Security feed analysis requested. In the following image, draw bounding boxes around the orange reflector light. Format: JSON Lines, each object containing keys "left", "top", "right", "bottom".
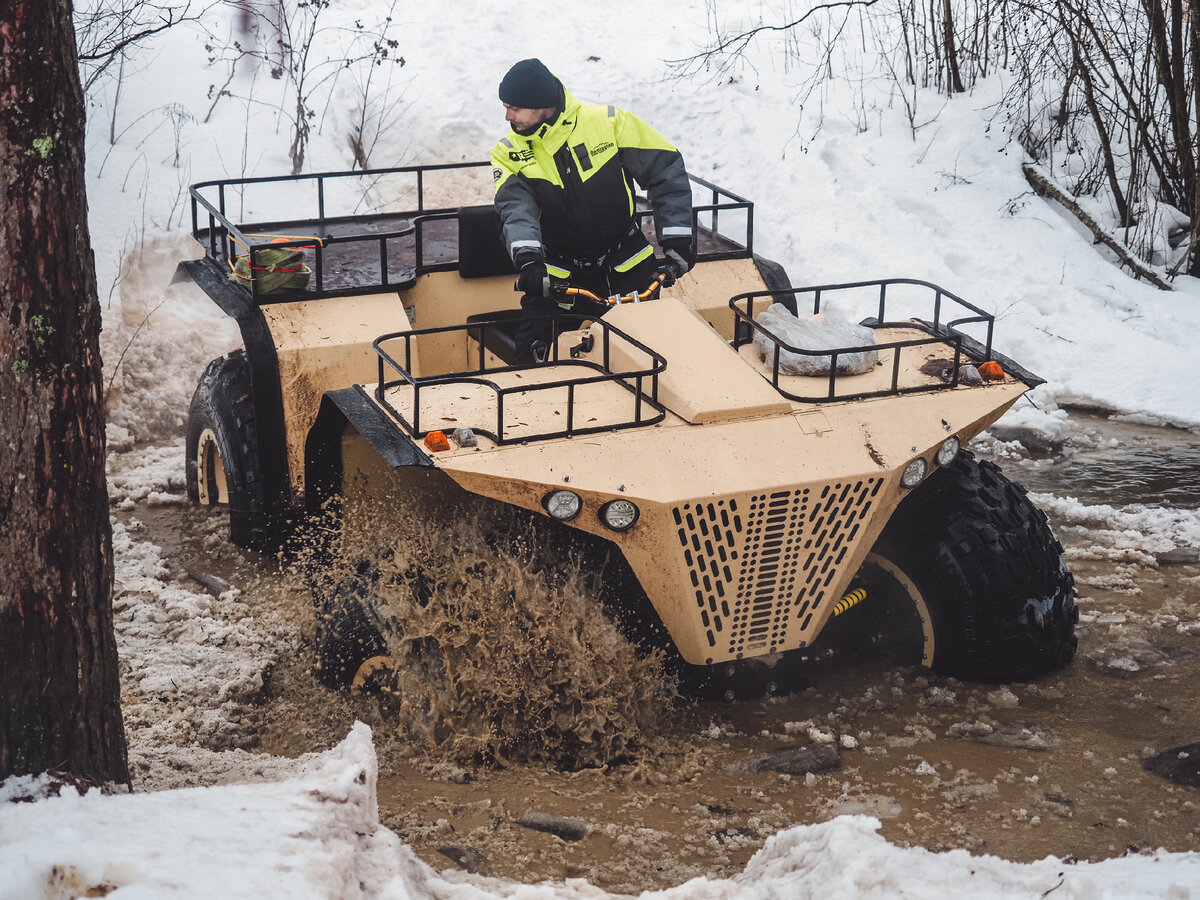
{"left": 424, "top": 431, "right": 451, "bottom": 451}
{"left": 978, "top": 361, "right": 1006, "bottom": 381}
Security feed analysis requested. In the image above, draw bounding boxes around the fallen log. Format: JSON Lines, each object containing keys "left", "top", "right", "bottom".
{"left": 1021, "top": 164, "right": 1173, "bottom": 292}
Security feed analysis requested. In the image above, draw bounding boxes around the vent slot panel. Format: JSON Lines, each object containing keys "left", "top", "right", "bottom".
{"left": 674, "top": 499, "right": 741, "bottom": 648}
{"left": 673, "top": 478, "right": 883, "bottom": 657}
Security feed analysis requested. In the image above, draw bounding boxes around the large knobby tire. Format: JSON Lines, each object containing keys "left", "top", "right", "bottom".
{"left": 862, "top": 451, "right": 1077, "bottom": 682}
{"left": 312, "top": 565, "right": 389, "bottom": 688}
{"left": 186, "top": 350, "right": 266, "bottom": 548}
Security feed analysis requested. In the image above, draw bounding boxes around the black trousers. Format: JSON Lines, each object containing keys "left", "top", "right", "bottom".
{"left": 514, "top": 254, "right": 660, "bottom": 363}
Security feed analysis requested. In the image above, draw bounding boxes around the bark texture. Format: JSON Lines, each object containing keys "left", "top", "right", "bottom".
{"left": 0, "top": 1, "right": 128, "bottom": 783}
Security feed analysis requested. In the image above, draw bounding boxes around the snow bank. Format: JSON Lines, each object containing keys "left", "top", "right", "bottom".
{"left": 1033, "top": 494, "right": 1200, "bottom": 562}
{"left": 4, "top": 724, "right": 1199, "bottom": 900}
{"left": 672, "top": 817, "right": 1200, "bottom": 900}
{"left": 0, "top": 725, "right": 437, "bottom": 900}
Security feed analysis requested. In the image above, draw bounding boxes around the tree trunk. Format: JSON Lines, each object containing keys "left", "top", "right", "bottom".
{"left": 1023, "top": 164, "right": 1173, "bottom": 291}
{"left": 1189, "top": 0, "right": 1200, "bottom": 277}
{"left": 942, "top": 0, "right": 966, "bottom": 93}
{"left": 1144, "top": 0, "right": 1196, "bottom": 214}
{"left": 1072, "top": 37, "right": 1133, "bottom": 227}
{"left": 0, "top": 1, "right": 129, "bottom": 784}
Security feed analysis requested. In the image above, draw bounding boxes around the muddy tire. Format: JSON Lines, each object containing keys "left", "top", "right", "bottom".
{"left": 861, "top": 451, "right": 1077, "bottom": 682}
{"left": 186, "top": 350, "right": 266, "bottom": 548}
{"left": 313, "top": 566, "right": 389, "bottom": 688}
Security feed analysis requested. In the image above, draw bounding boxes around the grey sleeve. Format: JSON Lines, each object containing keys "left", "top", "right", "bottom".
{"left": 619, "top": 147, "right": 693, "bottom": 243}
{"left": 495, "top": 176, "right": 544, "bottom": 262}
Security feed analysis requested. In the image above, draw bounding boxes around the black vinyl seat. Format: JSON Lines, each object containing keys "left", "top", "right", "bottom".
{"left": 466, "top": 308, "right": 526, "bottom": 363}
{"left": 458, "top": 205, "right": 595, "bottom": 365}
{"left": 457, "top": 205, "right": 514, "bottom": 279}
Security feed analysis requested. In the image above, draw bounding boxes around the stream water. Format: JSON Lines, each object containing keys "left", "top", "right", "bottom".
{"left": 990, "top": 412, "right": 1200, "bottom": 510}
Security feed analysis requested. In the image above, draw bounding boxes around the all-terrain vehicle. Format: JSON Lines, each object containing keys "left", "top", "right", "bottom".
{"left": 176, "top": 162, "right": 1076, "bottom": 695}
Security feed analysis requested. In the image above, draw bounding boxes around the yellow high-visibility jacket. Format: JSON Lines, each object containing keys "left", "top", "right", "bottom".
{"left": 491, "top": 82, "right": 692, "bottom": 273}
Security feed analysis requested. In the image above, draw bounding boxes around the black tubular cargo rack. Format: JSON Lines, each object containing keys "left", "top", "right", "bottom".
{"left": 730, "top": 278, "right": 1032, "bottom": 403}
{"left": 372, "top": 313, "right": 668, "bottom": 446}
{"left": 188, "top": 164, "right": 755, "bottom": 304}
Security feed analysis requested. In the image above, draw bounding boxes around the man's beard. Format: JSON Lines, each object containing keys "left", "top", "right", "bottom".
{"left": 512, "top": 109, "right": 559, "bottom": 137}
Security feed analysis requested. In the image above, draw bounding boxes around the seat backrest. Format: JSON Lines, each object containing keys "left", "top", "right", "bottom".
{"left": 458, "top": 205, "right": 515, "bottom": 278}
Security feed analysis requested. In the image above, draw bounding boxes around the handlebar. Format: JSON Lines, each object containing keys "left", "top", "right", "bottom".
{"left": 553, "top": 270, "right": 669, "bottom": 307}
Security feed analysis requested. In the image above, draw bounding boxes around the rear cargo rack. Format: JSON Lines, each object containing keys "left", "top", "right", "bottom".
{"left": 372, "top": 315, "right": 668, "bottom": 445}
{"left": 188, "top": 164, "right": 755, "bottom": 304}
{"left": 731, "top": 279, "right": 1003, "bottom": 403}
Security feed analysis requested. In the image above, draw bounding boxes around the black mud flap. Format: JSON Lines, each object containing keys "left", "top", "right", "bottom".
{"left": 305, "top": 386, "right": 432, "bottom": 514}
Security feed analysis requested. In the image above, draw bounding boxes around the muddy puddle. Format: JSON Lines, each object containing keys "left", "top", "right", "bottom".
{"left": 109, "top": 412, "right": 1200, "bottom": 894}
{"left": 360, "top": 554, "right": 1200, "bottom": 893}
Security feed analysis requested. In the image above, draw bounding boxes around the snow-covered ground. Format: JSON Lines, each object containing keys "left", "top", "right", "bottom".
{"left": 4, "top": 1, "right": 1200, "bottom": 896}
{"left": 5, "top": 725, "right": 1200, "bottom": 900}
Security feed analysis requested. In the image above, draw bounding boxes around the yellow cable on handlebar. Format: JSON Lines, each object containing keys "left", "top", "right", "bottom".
{"left": 564, "top": 272, "right": 668, "bottom": 306}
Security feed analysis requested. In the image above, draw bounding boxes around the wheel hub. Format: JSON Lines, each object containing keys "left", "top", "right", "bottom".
{"left": 196, "top": 428, "right": 228, "bottom": 505}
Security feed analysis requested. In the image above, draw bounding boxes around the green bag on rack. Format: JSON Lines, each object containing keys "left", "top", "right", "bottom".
{"left": 231, "top": 246, "right": 311, "bottom": 294}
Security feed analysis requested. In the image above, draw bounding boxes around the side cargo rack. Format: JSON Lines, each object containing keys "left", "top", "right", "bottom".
{"left": 730, "top": 278, "right": 1041, "bottom": 402}
{"left": 188, "top": 164, "right": 757, "bottom": 304}
{"left": 189, "top": 162, "right": 490, "bottom": 303}
{"left": 372, "top": 314, "right": 668, "bottom": 445}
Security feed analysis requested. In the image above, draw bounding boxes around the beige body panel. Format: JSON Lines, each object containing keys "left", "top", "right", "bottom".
{"left": 603, "top": 299, "right": 792, "bottom": 423}
{"left": 259, "top": 261, "right": 766, "bottom": 498}
{"left": 424, "top": 377, "right": 1022, "bottom": 665}
{"left": 354, "top": 295, "right": 1026, "bottom": 665}
{"left": 666, "top": 257, "right": 771, "bottom": 340}
{"left": 263, "top": 292, "right": 411, "bottom": 498}
{"left": 261, "top": 271, "right": 518, "bottom": 497}
{"left": 258, "top": 258, "right": 1028, "bottom": 666}
{"left": 392, "top": 272, "right": 516, "bottom": 372}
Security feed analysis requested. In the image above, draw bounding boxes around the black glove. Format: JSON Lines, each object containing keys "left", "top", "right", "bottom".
{"left": 661, "top": 237, "right": 694, "bottom": 282}
{"left": 514, "top": 248, "right": 550, "bottom": 297}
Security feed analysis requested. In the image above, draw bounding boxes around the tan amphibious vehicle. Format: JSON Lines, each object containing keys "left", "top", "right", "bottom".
{"left": 177, "top": 163, "right": 1076, "bottom": 695}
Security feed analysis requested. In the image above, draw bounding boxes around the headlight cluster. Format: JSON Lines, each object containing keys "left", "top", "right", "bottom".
{"left": 599, "top": 499, "right": 639, "bottom": 531}
{"left": 901, "top": 457, "right": 928, "bottom": 489}
{"left": 902, "top": 435, "right": 961, "bottom": 490}
{"left": 542, "top": 490, "right": 639, "bottom": 532}
{"left": 935, "top": 435, "right": 960, "bottom": 466}
{"left": 542, "top": 489, "right": 582, "bottom": 521}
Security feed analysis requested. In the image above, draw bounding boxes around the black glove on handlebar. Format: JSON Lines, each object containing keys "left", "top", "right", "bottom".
{"left": 514, "top": 248, "right": 550, "bottom": 297}
{"left": 661, "top": 237, "right": 694, "bottom": 283}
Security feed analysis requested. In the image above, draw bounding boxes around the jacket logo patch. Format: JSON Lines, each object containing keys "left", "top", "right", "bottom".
{"left": 508, "top": 149, "right": 535, "bottom": 163}
{"left": 592, "top": 141, "right": 615, "bottom": 154}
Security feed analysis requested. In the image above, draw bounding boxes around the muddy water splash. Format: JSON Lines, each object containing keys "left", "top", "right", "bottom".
{"left": 329, "top": 507, "right": 675, "bottom": 769}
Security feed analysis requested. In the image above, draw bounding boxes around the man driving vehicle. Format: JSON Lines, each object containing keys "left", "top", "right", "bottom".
{"left": 490, "top": 58, "right": 695, "bottom": 362}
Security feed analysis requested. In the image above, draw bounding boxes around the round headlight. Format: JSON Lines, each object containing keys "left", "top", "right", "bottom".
{"left": 936, "top": 435, "right": 960, "bottom": 467}
{"left": 599, "top": 498, "right": 640, "bottom": 532}
{"left": 543, "top": 489, "right": 582, "bottom": 521}
{"left": 901, "top": 457, "right": 928, "bottom": 489}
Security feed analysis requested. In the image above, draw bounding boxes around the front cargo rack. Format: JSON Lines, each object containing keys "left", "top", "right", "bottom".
{"left": 188, "top": 163, "right": 755, "bottom": 304}
{"left": 373, "top": 314, "right": 668, "bottom": 445}
{"left": 731, "top": 278, "right": 1019, "bottom": 403}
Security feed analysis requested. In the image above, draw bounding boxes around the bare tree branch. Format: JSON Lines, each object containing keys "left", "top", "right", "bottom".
{"left": 667, "top": 0, "right": 882, "bottom": 71}
{"left": 78, "top": 17, "right": 181, "bottom": 61}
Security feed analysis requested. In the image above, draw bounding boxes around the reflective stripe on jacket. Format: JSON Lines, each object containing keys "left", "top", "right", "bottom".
{"left": 491, "top": 83, "right": 692, "bottom": 264}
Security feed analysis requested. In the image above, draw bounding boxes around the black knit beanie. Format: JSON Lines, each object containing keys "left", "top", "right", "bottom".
{"left": 498, "top": 59, "right": 561, "bottom": 109}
